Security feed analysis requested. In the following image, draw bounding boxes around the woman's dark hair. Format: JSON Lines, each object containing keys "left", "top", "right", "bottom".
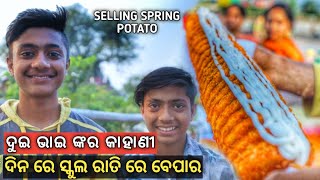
{"left": 264, "top": 3, "right": 294, "bottom": 27}
{"left": 223, "top": 4, "right": 246, "bottom": 17}
{"left": 5, "top": 6, "right": 69, "bottom": 58}
{"left": 134, "top": 67, "right": 197, "bottom": 106}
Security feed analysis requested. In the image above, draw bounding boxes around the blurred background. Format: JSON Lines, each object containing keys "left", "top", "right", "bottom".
{"left": 0, "top": 0, "right": 319, "bottom": 140}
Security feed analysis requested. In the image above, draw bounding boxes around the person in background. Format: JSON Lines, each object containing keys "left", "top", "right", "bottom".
{"left": 222, "top": 4, "right": 257, "bottom": 42}
{"left": 262, "top": 3, "right": 304, "bottom": 62}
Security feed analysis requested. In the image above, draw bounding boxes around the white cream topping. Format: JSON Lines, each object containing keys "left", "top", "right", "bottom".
{"left": 197, "top": 7, "right": 310, "bottom": 165}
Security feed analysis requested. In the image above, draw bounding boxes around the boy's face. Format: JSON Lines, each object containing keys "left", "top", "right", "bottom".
{"left": 140, "top": 85, "right": 196, "bottom": 146}
{"left": 7, "top": 27, "right": 69, "bottom": 98}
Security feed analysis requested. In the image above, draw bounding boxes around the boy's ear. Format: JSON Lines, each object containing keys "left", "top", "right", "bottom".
{"left": 6, "top": 57, "right": 14, "bottom": 76}
{"left": 140, "top": 105, "right": 145, "bottom": 115}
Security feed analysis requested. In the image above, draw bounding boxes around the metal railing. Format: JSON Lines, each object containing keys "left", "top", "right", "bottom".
{"left": 0, "top": 99, "right": 202, "bottom": 128}
{"left": 73, "top": 108, "right": 142, "bottom": 122}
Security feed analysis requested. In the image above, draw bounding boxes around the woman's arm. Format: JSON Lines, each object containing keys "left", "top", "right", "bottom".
{"left": 253, "top": 45, "right": 315, "bottom": 98}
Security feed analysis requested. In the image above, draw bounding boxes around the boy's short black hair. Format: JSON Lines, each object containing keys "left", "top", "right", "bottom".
{"left": 5, "top": 6, "right": 69, "bottom": 59}
{"left": 264, "top": 3, "right": 294, "bottom": 27}
{"left": 223, "top": 4, "right": 246, "bottom": 17}
{"left": 134, "top": 67, "right": 197, "bottom": 106}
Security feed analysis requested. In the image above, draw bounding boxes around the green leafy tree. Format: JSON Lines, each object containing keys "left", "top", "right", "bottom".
{"left": 61, "top": 56, "right": 96, "bottom": 93}
{"left": 301, "top": 0, "right": 319, "bottom": 17}
{"left": 283, "top": 0, "right": 298, "bottom": 16}
{"left": 58, "top": 56, "right": 140, "bottom": 131}
{"left": 65, "top": 3, "right": 137, "bottom": 79}
{"left": 123, "top": 76, "right": 142, "bottom": 95}
{"left": 2, "top": 72, "right": 18, "bottom": 99}
{"left": 0, "top": 45, "right": 8, "bottom": 60}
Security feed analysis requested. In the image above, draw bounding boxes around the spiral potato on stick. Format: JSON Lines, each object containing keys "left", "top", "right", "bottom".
{"left": 185, "top": 8, "right": 312, "bottom": 179}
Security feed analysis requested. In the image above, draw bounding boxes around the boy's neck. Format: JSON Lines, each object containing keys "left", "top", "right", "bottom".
{"left": 17, "top": 92, "right": 61, "bottom": 129}
{"left": 157, "top": 134, "right": 187, "bottom": 156}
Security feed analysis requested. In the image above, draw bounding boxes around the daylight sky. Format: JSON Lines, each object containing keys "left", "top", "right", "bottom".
{"left": 0, "top": 0, "right": 198, "bottom": 90}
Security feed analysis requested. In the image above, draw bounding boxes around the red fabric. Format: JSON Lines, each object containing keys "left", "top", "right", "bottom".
{"left": 237, "top": 33, "right": 258, "bottom": 43}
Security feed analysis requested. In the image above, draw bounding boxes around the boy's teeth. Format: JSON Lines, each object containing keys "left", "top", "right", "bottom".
{"left": 158, "top": 127, "right": 176, "bottom": 132}
{"left": 33, "top": 76, "right": 49, "bottom": 79}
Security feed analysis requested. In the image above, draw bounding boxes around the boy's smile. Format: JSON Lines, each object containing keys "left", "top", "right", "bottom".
{"left": 140, "top": 85, "right": 196, "bottom": 146}
{"left": 24, "top": 68, "right": 58, "bottom": 84}
{"left": 7, "top": 27, "right": 69, "bottom": 98}
{"left": 155, "top": 121, "right": 179, "bottom": 137}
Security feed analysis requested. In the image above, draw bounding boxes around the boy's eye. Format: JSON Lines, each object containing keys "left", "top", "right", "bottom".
{"left": 20, "top": 51, "right": 35, "bottom": 58}
{"left": 173, "top": 103, "right": 185, "bottom": 109}
{"left": 48, "top": 51, "right": 61, "bottom": 58}
{"left": 149, "top": 103, "right": 159, "bottom": 109}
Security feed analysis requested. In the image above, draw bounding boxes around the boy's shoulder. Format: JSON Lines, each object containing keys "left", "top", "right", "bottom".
{"left": 197, "top": 142, "right": 231, "bottom": 166}
{"left": 185, "top": 135, "right": 237, "bottom": 179}
{"left": 0, "top": 106, "right": 8, "bottom": 121}
{"left": 64, "top": 110, "right": 106, "bottom": 132}
{"left": 185, "top": 135, "right": 226, "bottom": 161}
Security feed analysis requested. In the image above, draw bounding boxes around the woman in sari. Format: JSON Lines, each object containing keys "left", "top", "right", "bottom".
{"left": 262, "top": 3, "right": 304, "bottom": 62}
